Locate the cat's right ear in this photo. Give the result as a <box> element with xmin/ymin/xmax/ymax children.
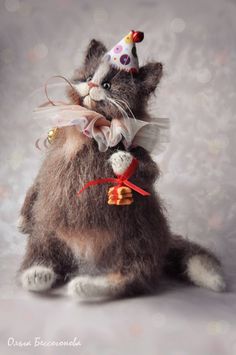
<box><xmin>137</xmin><ymin>62</ymin><xmax>163</xmax><ymax>96</ymax></box>
<box><xmin>84</xmin><ymin>39</ymin><xmax>107</xmax><ymax>65</ymax></box>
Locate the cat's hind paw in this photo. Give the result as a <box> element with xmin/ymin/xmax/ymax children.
<box><xmin>21</xmin><ymin>266</ymin><xmax>56</xmax><ymax>292</ymax></box>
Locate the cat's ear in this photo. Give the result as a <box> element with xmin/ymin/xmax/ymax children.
<box><xmin>137</xmin><ymin>62</ymin><xmax>163</xmax><ymax>95</ymax></box>
<box><xmin>84</xmin><ymin>39</ymin><xmax>107</xmax><ymax>65</ymax></box>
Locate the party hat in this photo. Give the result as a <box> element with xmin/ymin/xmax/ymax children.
<box><xmin>104</xmin><ymin>30</ymin><xmax>144</xmax><ymax>73</ymax></box>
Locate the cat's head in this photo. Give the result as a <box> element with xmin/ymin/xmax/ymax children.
<box><xmin>68</xmin><ymin>39</ymin><xmax>163</xmax><ymax>121</ymax></box>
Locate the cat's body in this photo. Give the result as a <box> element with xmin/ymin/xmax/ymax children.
<box><xmin>19</xmin><ymin>38</ymin><xmax>225</xmax><ymax>298</ymax></box>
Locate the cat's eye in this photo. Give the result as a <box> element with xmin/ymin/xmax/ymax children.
<box><xmin>86</xmin><ymin>76</ymin><xmax>92</xmax><ymax>82</ymax></box>
<box><xmin>102</xmin><ymin>82</ymin><xmax>111</xmax><ymax>90</ymax></box>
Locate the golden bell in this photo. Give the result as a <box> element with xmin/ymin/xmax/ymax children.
<box><xmin>47</xmin><ymin>127</ymin><xmax>58</xmax><ymax>143</ymax></box>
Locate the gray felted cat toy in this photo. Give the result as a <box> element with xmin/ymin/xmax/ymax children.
<box><xmin>18</xmin><ymin>30</ymin><xmax>225</xmax><ymax>299</ymax></box>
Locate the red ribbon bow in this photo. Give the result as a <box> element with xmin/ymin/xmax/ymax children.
<box><xmin>77</xmin><ymin>158</ymin><xmax>150</xmax><ymax>197</ymax></box>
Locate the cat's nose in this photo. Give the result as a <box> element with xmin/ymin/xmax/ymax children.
<box><xmin>88</xmin><ymin>81</ymin><xmax>99</xmax><ymax>89</ymax></box>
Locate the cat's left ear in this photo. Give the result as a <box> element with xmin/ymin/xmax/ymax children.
<box><xmin>137</xmin><ymin>62</ymin><xmax>163</xmax><ymax>95</ymax></box>
<box><xmin>84</xmin><ymin>39</ymin><xmax>107</xmax><ymax>65</ymax></box>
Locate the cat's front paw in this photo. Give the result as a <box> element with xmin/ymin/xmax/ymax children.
<box><xmin>109</xmin><ymin>151</ymin><xmax>133</xmax><ymax>175</ymax></box>
<box><xmin>68</xmin><ymin>275</ymin><xmax>114</xmax><ymax>299</ymax></box>
<box><xmin>68</xmin><ymin>273</ymin><xmax>126</xmax><ymax>299</ymax></box>
<box><xmin>21</xmin><ymin>266</ymin><xmax>56</xmax><ymax>292</ymax></box>
<box><xmin>68</xmin><ymin>274</ymin><xmax>124</xmax><ymax>300</ymax></box>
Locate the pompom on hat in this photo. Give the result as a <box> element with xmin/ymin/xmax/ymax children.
<box><xmin>104</xmin><ymin>30</ymin><xmax>144</xmax><ymax>73</ymax></box>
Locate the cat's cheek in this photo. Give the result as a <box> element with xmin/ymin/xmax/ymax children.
<box><xmin>83</xmin><ymin>95</ymin><xmax>92</xmax><ymax>108</ymax></box>
<box><xmin>74</xmin><ymin>82</ymin><xmax>89</xmax><ymax>97</ymax></box>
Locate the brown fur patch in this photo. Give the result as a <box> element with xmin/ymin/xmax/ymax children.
<box><xmin>53</xmin><ymin>126</ymin><xmax>89</xmax><ymax>159</ymax></box>
<box><xmin>107</xmin><ymin>272</ymin><xmax>126</xmax><ymax>284</ymax></box>
<box><xmin>57</xmin><ymin>227</ymin><xmax>114</xmax><ymax>264</ymax></box>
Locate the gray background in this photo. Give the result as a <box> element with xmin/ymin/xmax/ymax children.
<box><xmin>0</xmin><ymin>0</ymin><xmax>236</xmax><ymax>354</ymax></box>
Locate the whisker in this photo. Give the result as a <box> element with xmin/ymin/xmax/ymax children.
<box><xmin>114</xmin><ymin>97</ymin><xmax>136</xmax><ymax>120</ymax></box>
<box><xmin>107</xmin><ymin>97</ymin><xmax>129</xmax><ymax>119</ymax></box>
<box><xmin>111</xmin><ymin>98</ymin><xmax>130</xmax><ymax>119</ymax></box>
<box><xmin>106</xmin><ymin>97</ymin><xmax>122</xmax><ymax>116</ymax></box>
<box><xmin>107</xmin><ymin>99</ymin><xmax>127</xmax><ymax>118</ymax></box>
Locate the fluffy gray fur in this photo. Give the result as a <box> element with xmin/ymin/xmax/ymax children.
<box><xmin>18</xmin><ymin>39</ymin><xmax>225</xmax><ymax>298</ymax></box>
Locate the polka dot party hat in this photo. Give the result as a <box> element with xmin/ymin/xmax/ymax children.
<box><xmin>104</xmin><ymin>30</ymin><xmax>144</xmax><ymax>73</ymax></box>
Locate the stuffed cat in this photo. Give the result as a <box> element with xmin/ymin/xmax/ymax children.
<box><xmin>18</xmin><ymin>31</ymin><xmax>225</xmax><ymax>298</ymax></box>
